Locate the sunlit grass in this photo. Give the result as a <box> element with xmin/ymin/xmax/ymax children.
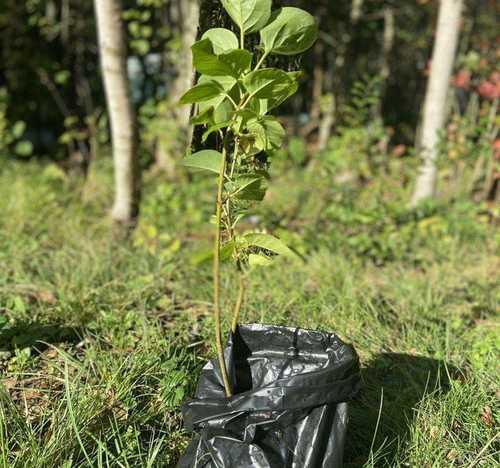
<box><xmin>0</xmin><ymin>158</ymin><xmax>498</xmax><ymax>466</ymax></box>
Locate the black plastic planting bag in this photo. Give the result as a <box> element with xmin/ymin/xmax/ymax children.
<box><xmin>177</xmin><ymin>324</ymin><xmax>361</xmax><ymax>468</ymax></box>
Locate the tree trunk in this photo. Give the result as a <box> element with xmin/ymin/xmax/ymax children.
<box><xmin>155</xmin><ymin>0</ymin><xmax>200</xmax><ymax>175</ymax></box>
<box><xmin>412</xmin><ymin>0</ymin><xmax>463</xmax><ymax>205</ymax></box>
<box><xmin>381</xmin><ymin>6</ymin><xmax>395</xmax><ymax>81</ymax></box>
<box><xmin>350</xmin><ymin>0</ymin><xmax>364</xmax><ymax>25</ymax></box>
<box><xmin>309</xmin><ymin>41</ymin><xmax>324</xmax><ymax>123</ymax></box>
<box><xmin>317</xmin><ymin>93</ymin><xmax>335</xmax><ymax>152</ymax></box>
<box><xmin>317</xmin><ymin>48</ymin><xmax>336</xmax><ymax>153</ymax></box>
<box><xmin>94</xmin><ymin>0</ymin><xmax>140</xmax><ymax>224</ymax></box>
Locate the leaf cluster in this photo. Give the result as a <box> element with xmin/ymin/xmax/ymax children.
<box><xmin>180</xmin><ymin>0</ymin><xmax>318</xmax><ymax>270</ymax></box>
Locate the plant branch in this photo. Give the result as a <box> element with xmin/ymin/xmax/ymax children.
<box><xmin>240</xmin><ymin>27</ymin><xmax>245</xmax><ymax>49</ymax></box>
<box><xmin>213</xmin><ymin>144</ymin><xmax>232</xmax><ymax>397</ymax></box>
<box><xmin>229</xmin><ymin>139</ymin><xmax>240</xmax><ymax>178</ymax></box>
<box><xmin>224</xmin><ymin>93</ymin><xmax>238</xmax><ymax>109</ymax></box>
<box><xmin>231</xmin><ymin>271</ymin><xmax>246</xmax><ymax>333</ymax></box>
<box><xmin>254</xmin><ymin>52</ymin><xmax>268</xmax><ymax>71</ymax></box>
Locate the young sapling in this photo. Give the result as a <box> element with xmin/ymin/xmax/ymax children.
<box><xmin>180</xmin><ymin>0</ymin><xmax>318</xmax><ymax>397</ymax></box>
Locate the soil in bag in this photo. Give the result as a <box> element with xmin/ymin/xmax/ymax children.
<box><xmin>177</xmin><ymin>323</ymin><xmax>361</xmax><ymax>468</ymax></box>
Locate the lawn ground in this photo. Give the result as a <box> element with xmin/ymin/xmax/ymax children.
<box><xmin>0</xmin><ymin>158</ymin><xmax>498</xmax><ymax>467</ymax></box>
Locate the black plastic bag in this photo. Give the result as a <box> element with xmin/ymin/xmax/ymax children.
<box><xmin>177</xmin><ymin>324</ymin><xmax>361</xmax><ymax>468</ymax></box>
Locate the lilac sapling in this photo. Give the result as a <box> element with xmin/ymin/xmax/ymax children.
<box><xmin>180</xmin><ymin>0</ymin><xmax>318</xmax><ymax>396</ymax></box>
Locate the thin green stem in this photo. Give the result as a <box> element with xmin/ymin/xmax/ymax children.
<box><xmin>224</xmin><ymin>142</ymin><xmax>239</xmax><ymax>243</ymax></box>
<box><xmin>240</xmin><ymin>27</ymin><xmax>245</xmax><ymax>49</ymax></box>
<box><xmin>213</xmin><ymin>145</ymin><xmax>232</xmax><ymax>397</ymax></box>
<box><xmin>231</xmin><ymin>271</ymin><xmax>246</xmax><ymax>333</ymax></box>
<box><xmin>254</xmin><ymin>52</ymin><xmax>268</xmax><ymax>71</ymax></box>
<box><xmin>224</xmin><ymin>93</ymin><xmax>238</xmax><ymax>109</ymax></box>
<box><xmin>241</xmin><ymin>91</ymin><xmax>257</xmax><ymax>110</ymax></box>
<box><xmin>229</xmin><ymin>140</ymin><xmax>240</xmax><ymax>178</ymax></box>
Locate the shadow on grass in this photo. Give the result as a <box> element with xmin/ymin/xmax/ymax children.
<box><xmin>344</xmin><ymin>353</ymin><xmax>458</xmax><ymax>467</ymax></box>
<box><xmin>0</xmin><ymin>321</ymin><xmax>82</xmax><ymax>352</ymax></box>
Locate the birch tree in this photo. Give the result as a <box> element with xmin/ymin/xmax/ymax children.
<box><xmin>94</xmin><ymin>0</ymin><xmax>140</xmax><ymax>224</ymax></box>
<box><xmin>350</xmin><ymin>0</ymin><xmax>364</xmax><ymax>25</ymax></box>
<box><xmin>412</xmin><ymin>0</ymin><xmax>464</xmax><ymax>205</ymax></box>
<box><xmin>155</xmin><ymin>0</ymin><xmax>200</xmax><ymax>174</ymax></box>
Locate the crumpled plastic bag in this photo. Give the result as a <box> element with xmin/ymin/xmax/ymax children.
<box><xmin>177</xmin><ymin>323</ymin><xmax>361</xmax><ymax>468</ymax></box>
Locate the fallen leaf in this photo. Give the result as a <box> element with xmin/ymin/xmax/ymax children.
<box><xmin>430</xmin><ymin>426</ymin><xmax>441</xmax><ymax>439</ymax></box>
<box><xmin>481</xmin><ymin>406</ymin><xmax>494</xmax><ymax>427</ymax></box>
<box><xmin>2</xmin><ymin>378</ymin><xmax>17</xmax><ymax>391</ymax></box>
<box><xmin>34</xmin><ymin>290</ymin><xmax>57</xmax><ymax>305</ymax></box>
<box><xmin>22</xmin><ymin>389</ymin><xmax>42</xmax><ymax>401</ymax></box>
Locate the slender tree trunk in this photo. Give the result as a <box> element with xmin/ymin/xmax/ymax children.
<box><xmin>381</xmin><ymin>7</ymin><xmax>395</xmax><ymax>81</ymax></box>
<box><xmin>318</xmin><ymin>95</ymin><xmax>335</xmax><ymax>152</ymax></box>
<box><xmin>412</xmin><ymin>0</ymin><xmax>463</xmax><ymax>205</ymax></box>
<box><xmin>317</xmin><ymin>49</ymin><xmax>336</xmax><ymax>152</ymax></box>
<box><xmin>155</xmin><ymin>0</ymin><xmax>200</xmax><ymax>174</ymax></box>
<box><xmin>172</xmin><ymin>0</ymin><xmax>199</xmax><ymax>134</ymax></box>
<box><xmin>94</xmin><ymin>0</ymin><xmax>140</xmax><ymax>224</ymax></box>
<box><xmin>310</xmin><ymin>41</ymin><xmax>324</xmax><ymax>123</ymax></box>
<box><xmin>350</xmin><ymin>0</ymin><xmax>364</xmax><ymax>25</ymax></box>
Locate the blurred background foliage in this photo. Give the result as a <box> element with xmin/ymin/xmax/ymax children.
<box><xmin>0</xmin><ymin>0</ymin><xmax>498</xmax><ymax>263</ymax></box>
<box><xmin>1</xmin><ymin>0</ymin><xmax>498</xmax><ymax>165</ymax></box>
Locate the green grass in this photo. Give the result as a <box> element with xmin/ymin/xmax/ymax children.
<box><xmin>0</xmin><ymin>156</ymin><xmax>498</xmax><ymax>467</ymax></box>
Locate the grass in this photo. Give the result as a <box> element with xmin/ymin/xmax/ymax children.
<box><xmin>0</xmin><ymin>155</ymin><xmax>498</xmax><ymax>467</ymax></box>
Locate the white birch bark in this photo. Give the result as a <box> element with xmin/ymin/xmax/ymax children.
<box><xmin>155</xmin><ymin>0</ymin><xmax>200</xmax><ymax>173</ymax></box>
<box><xmin>94</xmin><ymin>0</ymin><xmax>140</xmax><ymax>223</ymax></box>
<box><xmin>381</xmin><ymin>6</ymin><xmax>395</xmax><ymax>82</ymax></box>
<box><xmin>318</xmin><ymin>94</ymin><xmax>335</xmax><ymax>152</ymax></box>
<box><xmin>172</xmin><ymin>0</ymin><xmax>199</xmax><ymax>131</ymax></box>
<box><xmin>412</xmin><ymin>0</ymin><xmax>463</xmax><ymax>205</ymax></box>
<box><xmin>350</xmin><ymin>0</ymin><xmax>364</xmax><ymax>25</ymax></box>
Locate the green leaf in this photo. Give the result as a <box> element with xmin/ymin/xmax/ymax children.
<box><xmin>270</xmin><ymin>82</ymin><xmax>299</xmax><ymax>110</ymax></box>
<box><xmin>191</xmin><ymin>107</ymin><xmax>214</xmax><ymax>125</ymax></box>
<box><xmin>240</xmin><ymin>122</ymin><xmax>266</xmax><ymax>156</ymax></box>
<box><xmin>14</xmin><ymin>141</ymin><xmax>33</xmax><ymax>157</ymax></box>
<box><xmin>232</xmin><ymin>109</ymin><xmax>258</xmax><ymax>133</ymax></box>
<box><xmin>198</xmin><ymin>95</ymin><xmax>229</xmax><ymax>121</ymax></box>
<box><xmin>182</xmin><ymin>150</ymin><xmax>223</xmax><ymax>174</ymax></box>
<box><xmin>54</xmin><ymin>70</ymin><xmax>71</xmax><ymax>85</ymax></box>
<box><xmin>229</xmin><ymin>176</ymin><xmax>267</xmax><ymax>201</ymax></box>
<box><xmin>203</xmin><ymin>74</ymin><xmax>238</xmax><ymax>91</ymax></box>
<box><xmin>179</xmin><ymin>81</ymin><xmax>223</xmax><ymax>104</ymax></box>
<box><xmin>131</xmin><ymin>39</ymin><xmax>150</xmax><ymax>55</ymax></box>
<box><xmin>196</xmin><ymin>75</ymin><xmax>238</xmax><ymax>120</ymax></box>
<box><xmin>263</xmin><ymin>74</ymin><xmax>300</xmax><ymax>113</ymax></box>
<box><xmin>213</xmin><ymin>100</ymin><xmax>235</xmax><ymax>124</ymax></box>
<box><xmin>243</xmin><ymin>70</ymin><xmax>299</xmax><ymax>115</ymax></box>
<box><xmin>287</xmin><ymin>71</ymin><xmax>304</xmax><ymax>82</ymax></box>
<box><xmin>248</xmin><ymin>253</ymin><xmax>273</xmax><ymax>267</ymax></box>
<box><xmin>0</xmin><ymin>314</ymin><xmax>7</xmax><ymax>330</ymax></box>
<box><xmin>202</xmin><ymin>121</ymin><xmax>232</xmax><ymax>142</ymax></box>
<box><xmin>244</xmin><ymin>116</ymin><xmax>285</xmax><ymax>153</ymax></box>
<box><xmin>243</xmin><ymin>232</ymin><xmax>297</xmax><ymax>258</ymax></box>
<box><xmin>260</xmin><ymin>116</ymin><xmax>285</xmax><ymax>150</ymax></box>
<box><xmin>242</xmin><ymin>68</ymin><xmax>294</xmax><ymax>99</ymax></box>
<box><xmin>192</xmin><ymin>240</ymin><xmax>236</xmax><ymax>265</ymax></box>
<box><xmin>11</xmin><ymin>121</ymin><xmax>26</xmax><ymax>138</ymax></box>
<box><xmin>191</xmin><ymin>39</ymin><xmax>231</xmax><ymax>76</ymax></box>
<box><xmin>198</xmin><ymin>75</ymin><xmax>237</xmax><ymax>119</ymax></box>
<box><xmin>234</xmin><ymin>109</ymin><xmax>259</xmax><ymax>121</ymax></box>
<box><xmin>221</xmin><ymin>49</ymin><xmax>253</xmax><ymax>77</ymax></box>
<box><xmin>202</xmin><ymin>28</ymin><xmax>239</xmax><ymax>54</ymax></box>
<box><xmin>248</xmin><ymin>96</ymin><xmax>268</xmax><ymax>116</ymax></box>
<box><xmin>260</xmin><ymin>7</ymin><xmax>318</xmax><ymax>56</ymax></box>
<box><xmin>221</xmin><ymin>0</ymin><xmax>272</xmax><ymax>35</ymax></box>
<box><xmin>192</xmin><ymin>39</ymin><xmax>252</xmax><ymax>78</ymax></box>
